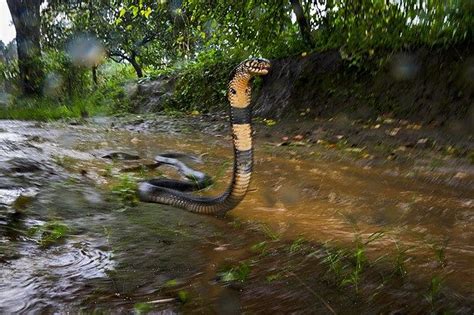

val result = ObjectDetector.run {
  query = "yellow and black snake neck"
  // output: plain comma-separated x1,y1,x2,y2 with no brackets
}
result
225,58,270,205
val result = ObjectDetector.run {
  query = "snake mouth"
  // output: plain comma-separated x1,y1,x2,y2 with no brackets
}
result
256,66,270,75
246,58,271,76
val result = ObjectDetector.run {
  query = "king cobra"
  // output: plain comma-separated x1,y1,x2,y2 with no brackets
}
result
138,58,271,216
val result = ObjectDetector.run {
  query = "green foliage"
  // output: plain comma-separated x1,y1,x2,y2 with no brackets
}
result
429,238,449,267
322,229,385,293
251,241,268,254
266,273,283,282
178,290,190,303
0,59,19,87
94,63,136,114
425,275,444,307
467,150,474,165
133,302,153,314
185,0,303,58
162,50,240,112
42,0,193,76
5,0,472,116
42,49,90,99
289,237,307,254
259,223,281,241
185,0,472,63
322,247,346,282
341,238,366,293
111,175,139,207
312,0,473,67
393,242,409,278
0,59,133,120
0,97,98,121
219,262,251,282
28,221,70,247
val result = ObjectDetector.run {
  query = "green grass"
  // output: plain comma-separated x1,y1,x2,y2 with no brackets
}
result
133,302,153,314
111,174,139,208
430,239,449,268
250,241,267,255
0,94,109,121
289,237,307,254
425,275,444,308
0,95,108,121
219,262,251,283
393,242,409,278
259,223,281,241
322,247,346,283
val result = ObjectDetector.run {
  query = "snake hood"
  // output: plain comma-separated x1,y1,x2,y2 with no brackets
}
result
138,58,271,216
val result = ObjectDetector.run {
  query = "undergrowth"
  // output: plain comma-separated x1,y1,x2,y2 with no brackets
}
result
0,96,104,121
153,50,241,113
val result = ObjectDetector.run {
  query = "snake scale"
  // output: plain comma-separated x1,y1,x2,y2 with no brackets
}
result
138,58,271,216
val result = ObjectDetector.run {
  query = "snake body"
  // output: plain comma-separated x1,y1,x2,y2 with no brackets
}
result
138,58,271,216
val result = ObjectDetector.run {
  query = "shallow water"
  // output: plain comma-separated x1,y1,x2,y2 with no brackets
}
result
0,118,473,313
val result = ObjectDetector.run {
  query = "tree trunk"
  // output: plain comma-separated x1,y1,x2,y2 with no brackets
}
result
92,65,98,86
7,0,44,96
129,54,143,78
290,0,314,48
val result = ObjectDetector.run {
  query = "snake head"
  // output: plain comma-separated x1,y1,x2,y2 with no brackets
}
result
243,58,271,76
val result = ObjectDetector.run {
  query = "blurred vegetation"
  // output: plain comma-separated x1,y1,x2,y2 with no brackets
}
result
0,0,472,119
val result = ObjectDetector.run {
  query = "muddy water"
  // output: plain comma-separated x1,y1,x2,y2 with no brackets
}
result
0,118,473,313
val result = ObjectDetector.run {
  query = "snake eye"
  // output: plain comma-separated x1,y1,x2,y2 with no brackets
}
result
230,88,237,95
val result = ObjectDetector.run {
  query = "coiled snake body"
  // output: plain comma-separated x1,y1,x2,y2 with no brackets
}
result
138,58,271,216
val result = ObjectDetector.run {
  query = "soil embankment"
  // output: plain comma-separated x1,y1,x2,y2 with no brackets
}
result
133,45,473,134
255,46,473,130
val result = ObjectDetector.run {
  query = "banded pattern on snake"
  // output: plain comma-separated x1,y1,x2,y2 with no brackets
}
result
138,58,271,216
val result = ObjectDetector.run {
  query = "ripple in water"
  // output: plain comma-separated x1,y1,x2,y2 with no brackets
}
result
0,234,114,313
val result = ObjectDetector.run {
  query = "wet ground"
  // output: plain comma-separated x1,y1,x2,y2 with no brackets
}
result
0,116,473,314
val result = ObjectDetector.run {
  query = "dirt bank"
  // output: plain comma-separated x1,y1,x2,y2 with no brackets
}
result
132,45,473,134
255,45,473,129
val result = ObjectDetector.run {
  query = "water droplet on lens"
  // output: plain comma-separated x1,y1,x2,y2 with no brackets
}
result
390,54,419,81
66,34,105,67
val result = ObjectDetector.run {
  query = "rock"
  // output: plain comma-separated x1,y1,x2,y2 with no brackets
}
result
68,118,84,126
453,172,468,180
386,127,401,136
0,157,42,174
12,194,35,211
132,76,176,113
26,135,47,143
101,152,141,160
0,187,37,209
123,81,138,99
415,138,431,149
